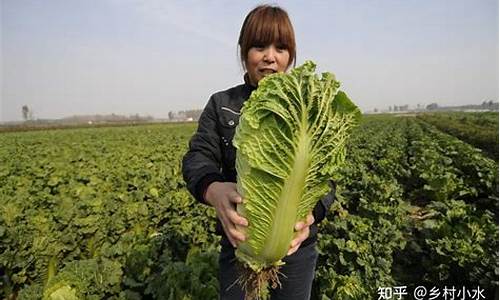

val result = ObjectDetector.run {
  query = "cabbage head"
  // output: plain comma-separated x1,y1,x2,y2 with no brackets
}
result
233,60,361,273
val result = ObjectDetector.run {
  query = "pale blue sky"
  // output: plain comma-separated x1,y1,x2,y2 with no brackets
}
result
1,0,498,121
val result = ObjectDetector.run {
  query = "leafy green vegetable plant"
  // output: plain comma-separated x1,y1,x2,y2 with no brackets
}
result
233,61,361,298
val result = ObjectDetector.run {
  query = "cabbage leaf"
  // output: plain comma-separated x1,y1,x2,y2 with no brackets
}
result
233,61,361,271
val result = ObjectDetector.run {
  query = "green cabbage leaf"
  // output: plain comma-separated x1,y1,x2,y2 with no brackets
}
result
233,61,361,271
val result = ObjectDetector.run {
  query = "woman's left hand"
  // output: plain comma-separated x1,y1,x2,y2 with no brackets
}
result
287,212,315,256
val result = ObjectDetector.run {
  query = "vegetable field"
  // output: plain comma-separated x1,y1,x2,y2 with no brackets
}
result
416,112,499,161
1,114,498,300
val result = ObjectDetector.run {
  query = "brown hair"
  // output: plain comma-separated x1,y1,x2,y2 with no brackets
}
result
238,5,296,70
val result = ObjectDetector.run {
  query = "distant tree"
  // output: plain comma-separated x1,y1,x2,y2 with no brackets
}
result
426,103,439,110
168,111,175,120
374,108,378,113
389,106,392,112
22,105,30,121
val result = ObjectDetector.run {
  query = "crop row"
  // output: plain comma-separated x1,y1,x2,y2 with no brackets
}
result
315,116,497,299
393,120,498,295
314,117,411,299
417,112,498,160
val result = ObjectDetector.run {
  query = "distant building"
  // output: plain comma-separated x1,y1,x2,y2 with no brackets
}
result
168,109,202,122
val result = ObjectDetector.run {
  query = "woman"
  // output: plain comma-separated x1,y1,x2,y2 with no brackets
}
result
182,5,335,300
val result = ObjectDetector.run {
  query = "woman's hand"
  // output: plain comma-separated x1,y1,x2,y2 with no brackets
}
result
205,182,248,248
287,213,315,256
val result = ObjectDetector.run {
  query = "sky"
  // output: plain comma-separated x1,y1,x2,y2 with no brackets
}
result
1,0,498,122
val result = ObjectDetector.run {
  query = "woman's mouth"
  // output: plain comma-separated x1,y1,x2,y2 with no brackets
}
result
259,69,276,75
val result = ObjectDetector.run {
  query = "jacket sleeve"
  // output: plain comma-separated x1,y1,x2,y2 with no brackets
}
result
312,180,336,224
182,95,225,205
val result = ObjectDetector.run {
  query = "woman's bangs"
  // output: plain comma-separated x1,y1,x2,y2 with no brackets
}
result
249,14,293,50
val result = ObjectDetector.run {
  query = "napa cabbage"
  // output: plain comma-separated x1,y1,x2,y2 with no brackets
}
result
233,61,361,295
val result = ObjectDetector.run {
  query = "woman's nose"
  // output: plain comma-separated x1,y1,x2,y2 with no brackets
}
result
263,46,277,62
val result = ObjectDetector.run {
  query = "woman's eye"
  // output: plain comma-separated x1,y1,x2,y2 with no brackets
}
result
276,45,287,52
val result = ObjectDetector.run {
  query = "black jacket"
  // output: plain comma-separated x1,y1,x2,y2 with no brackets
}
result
182,76,336,247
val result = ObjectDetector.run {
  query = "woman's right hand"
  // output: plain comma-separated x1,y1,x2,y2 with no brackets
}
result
205,182,248,248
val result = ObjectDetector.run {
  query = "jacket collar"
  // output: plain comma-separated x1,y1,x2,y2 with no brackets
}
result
243,73,257,93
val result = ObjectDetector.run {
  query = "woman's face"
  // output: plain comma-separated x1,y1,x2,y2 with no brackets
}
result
246,43,290,86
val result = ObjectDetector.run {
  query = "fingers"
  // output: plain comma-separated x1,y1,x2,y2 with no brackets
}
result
208,182,249,248
294,221,304,231
223,209,246,243
290,225,310,247
287,244,300,256
227,209,248,226
287,227,309,256
220,215,246,247
307,213,315,225
228,191,243,204
225,183,242,204
294,213,315,231
288,213,314,256
220,194,247,247
221,190,248,226
288,226,309,255
225,232,237,248
227,189,248,226
227,224,245,244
